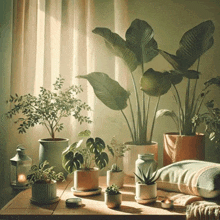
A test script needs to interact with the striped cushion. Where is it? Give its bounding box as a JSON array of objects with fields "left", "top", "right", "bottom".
[{"left": 156, "top": 160, "right": 220, "bottom": 198}]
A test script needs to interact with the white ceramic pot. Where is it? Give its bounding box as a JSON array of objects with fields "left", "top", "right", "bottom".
[
  {"left": 31, "top": 180, "right": 58, "bottom": 204},
  {"left": 104, "top": 192, "right": 122, "bottom": 208},
  {"left": 106, "top": 170, "right": 124, "bottom": 188},
  {"left": 135, "top": 182, "right": 157, "bottom": 200},
  {"left": 123, "top": 142, "right": 158, "bottom": 177},
  {"left": 74, "top": 168, "right": 99, "bottom": 191},
  {"left": 39, "top": 138, "right": 69, "bottom": 176}
]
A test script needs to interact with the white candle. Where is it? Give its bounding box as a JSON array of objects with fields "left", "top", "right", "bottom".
[
  {"left": 161, "top": 198, "right": 173, "bottom": 209},
  {"left": 18, "top": 174, "right": 27, "bottom": 183}
]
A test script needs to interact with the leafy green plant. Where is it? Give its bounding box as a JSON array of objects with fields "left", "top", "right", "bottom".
[
  {"left": 107, "top": 137, "right": 130, "bottom": 172},
  {"left": 27, "top": 160, "right": 65, "bottom": 184},
  {"left": 105, "top": 184, "right": 120, "bottom": 195},
  {"left": 134, "top": 166, "right": 160, "bottom": 185},
  {"left": 6, "top": 76, "right": 91, "bottom": 139},
  {"left": 192, "top": 76, "right": 220, "bottom": 147},
  {"left": 156, "top": 20, "right": 215, "bottom": 135},
  {"left": 62, "top": 130, "right": 109, "bottom": 173},
  {"left": 78, "top": 19, "right": 173, "bottom": 145}
]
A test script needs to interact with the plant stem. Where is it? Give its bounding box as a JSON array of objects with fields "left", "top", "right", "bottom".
[{"left": 129, "top": 97, "right": 137, "bottom": 142}]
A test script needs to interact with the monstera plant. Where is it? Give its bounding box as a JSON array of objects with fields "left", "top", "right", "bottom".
[{"left": 78, "top": 19, "right": 173, "bottom": 146}]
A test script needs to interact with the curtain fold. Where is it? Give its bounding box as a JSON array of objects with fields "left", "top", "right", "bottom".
[{"left": 5, "top": 0, "right": 129, "bottom": 183}]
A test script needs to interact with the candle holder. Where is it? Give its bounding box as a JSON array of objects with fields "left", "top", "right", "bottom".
[
  {"left": 161, "top": 198, "right": 173, "bottom": 209},
  {"left": 10, "top": 145, "right": 32, "bottom": 190}
]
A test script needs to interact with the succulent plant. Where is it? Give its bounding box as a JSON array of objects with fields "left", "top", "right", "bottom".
[{"left": 105, "top": 184, "right": 120, "bottom": 195}]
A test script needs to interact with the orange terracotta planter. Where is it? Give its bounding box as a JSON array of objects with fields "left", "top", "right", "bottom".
[{"left": 163, "top": 132, "right": 205, "bottom": 166}]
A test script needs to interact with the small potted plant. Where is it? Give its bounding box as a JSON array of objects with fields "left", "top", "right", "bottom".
[
  {"left": 106, "top": 137, "right": 130, "bottom": 188},
  {"left": 27, "top": 160, "right": 65, "bottom": 204},
  {"left": 105, "top": 184, "right": 122, "bottom": 209},
  {"left": 134, "top": 166, "right": 160, "bottom": 204},
  {"left": 62, "top": 130, "right": 109, "bottom": 195},
  {"left": 6, "top": 75, "right": 92, "bottom": 174}
]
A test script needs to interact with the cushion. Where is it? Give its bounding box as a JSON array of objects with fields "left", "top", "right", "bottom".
[{"left": 156, "top": 160, "right": 220, "bottom": 198}]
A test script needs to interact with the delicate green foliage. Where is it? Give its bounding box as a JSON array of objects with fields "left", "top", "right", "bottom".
[
  {"left": 5, "top": 76, "right": 92, "bottom": 139},
  {"left": 107, "top": 137, "right": 130, "bottom": 172},
  {"left": 27, "top": 160, "right": 65, "bottom": 184},
  {"left": 78, "top": 130, "right": 91, "bottom": 137},
  {"left": 105, "top": 184, "right": 120, "bottom": 195},
  {"left": 157, "top": 20, "right": 215, "bottom": 135},
  {"left": 134, "top": 166, "right": 160, "bottom": 185},
  {"left": 62, "top": 131, "right": 109, "bottom": 173},
  {"left": 192, "top": 98, "right": 220, "bottom": 148}
]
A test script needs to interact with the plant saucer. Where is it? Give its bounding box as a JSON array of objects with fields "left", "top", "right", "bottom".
[
  {"left": 135, "top": 196, "right": 157, "bottom": 204},
  {"left": 71, "top": 187, "right": 102, "bottom": 196},
  {"left": 30, "top": 196, "right": 60, "bottom": 205}
]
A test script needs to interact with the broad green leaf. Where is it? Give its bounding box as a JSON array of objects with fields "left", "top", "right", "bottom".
[
  {"left": 204, "top": 76, "right": 220, "bottom": 88},
  {"left": 95, "top": 152, "right": 109, "bottom": 170},
  {"left": 78, "top": 130, "right": 91, "bottom": 137},
  {"left": 160, "top": 20, "right": 215, "bottom": 70},
  {"left": 107, "top": 145, "right": 114, "bottom": 157},
  {"left": 140, "top": 68, "right": 171, "bottom": 97},
  {"left": 92, "top": 28, "right": 138, "bottom": 72},
  {"left": 181, "top": 70, "right": 200, "bottom": 79},
  {"left": 77, "top": 72, "right": 130, "bottom": 110},
  {"left": 125, "top": 19, "right": 158, "bottom": 64},
  {"left": 166, "top": 70, "right": 183, "bottom": 85},
  {"left": 156, "top": 109, "right": 178, "bottom": 119}
]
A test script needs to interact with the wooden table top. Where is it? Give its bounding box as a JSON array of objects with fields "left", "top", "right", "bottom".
[{"left": 0, "top": 174, "right": 186, "bottom": 218}]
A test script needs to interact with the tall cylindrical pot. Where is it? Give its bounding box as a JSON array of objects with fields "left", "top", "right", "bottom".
[
  {"left": 135, "top": 182, "right": 157, "bottom": 200},
  {"left": 39, "top": 138, "right": 69, "bottom": 175},
  {"left": 123, "top": 142, "right": 158, "bottom": 177},
  {"left": 163, "top": 132, "right": 205, "bottom": 166},
  {"left": 106, "top": 170, "right": 124, "bottom": 188}
]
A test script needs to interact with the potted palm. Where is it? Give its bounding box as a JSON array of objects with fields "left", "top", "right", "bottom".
[
  {"left": 134, "top": 166, "right": 160, "bottom": 204},
  {"left": 6, "top": 76, "right": 91, "bottom": 174},
  {"left": 156, "top": 20, "right": 215, "bottom": 165},
  {"left": 78, "top": 19, "right": 173, "bottom": 176},
  {"left": 27, "top": 160, "right": 65, "bottom": 204},
  {"left": 105, "top": 184, "right": 122, "bottom": 209},
  {"left": 106, "top": 137, "right": 130, "bottom": 188},
  {"left": 62, "top": 130, "right": 109, "bottom": 196}
]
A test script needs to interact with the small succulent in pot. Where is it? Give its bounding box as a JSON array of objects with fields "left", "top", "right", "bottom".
[
  {"left": 27, "top": 160, "right": 65, "bottom": 184},
  {"left": 105, "top": 184, "right": 122, "bottom": 209}
]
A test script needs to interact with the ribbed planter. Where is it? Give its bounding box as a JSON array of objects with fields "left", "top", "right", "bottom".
[
  {"left": 39, "top": 138, "right": 69, "bottom": 176},
  {"left": 123, "top": 142, "right": 158, "bottom": 177},
  {"left": 74, "top": 168, "right": 99, "bottom": 191},
  {"left": 106, "top": 170, "right": 124, "bottom": 188},
  {"left": 104, "top": 192, "right": 122, "bottom": 208},
  {"left": 163, "top": 132, "right": 205, "bottom": 166},
  {"left": 135, "top": 182, "right": 157, "bottom": 200},
  {"left": 31, "top": 180, "right": 58, "bottom": 204}
]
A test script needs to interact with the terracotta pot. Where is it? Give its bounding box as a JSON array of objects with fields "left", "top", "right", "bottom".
[
  {"left": 74, "top": 168, "right": 99, "bottom": 191},
  {"left": 163, "top": 132, "right": 205, "bottom": 166},
  {"left": 31, "top": 180, "right": 58, "bottom": 204},
  {"left": 104, "top": 192, "right": 122, "bottom": 208},
  {"left": 123, "top": 142, "right": 158, "bottom": 177},
  {"left": 39, "top": 138, "right": 69, "bottom": 176},
  {"left": 106, "top": 170, "right": 124, "bottom": 188},
  {"left": 135, "top": 182, "right": 157, "bottom": 200}
]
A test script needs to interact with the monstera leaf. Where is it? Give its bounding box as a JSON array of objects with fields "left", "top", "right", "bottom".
[
  {"left": 160, "top": 20, "right": 215, "bottom": 71},
  {"left": 140, "top": 68, "right": 171, "bottom": 97},
  {"left": 86, "top": 137, "right": 105, "bottom": 154},
  {"left": 125, "top": 19, "right": 158, "bottom": 64},
  {"left": 77, "top": 72, "right": 130, "bottom": 111},
  {"left": 95, "top": 152, "right": 109, "bottom": 170},
  {"left": 92, "top": 28, "right": 138, "bottom": 72}
]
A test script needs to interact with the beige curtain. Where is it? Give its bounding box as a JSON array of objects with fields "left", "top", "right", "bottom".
[{"left": 3, "top": 0, "right": 130, "bottom": 187}]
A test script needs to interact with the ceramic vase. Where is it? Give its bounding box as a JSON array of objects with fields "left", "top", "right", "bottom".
[
  {"left": 123, "top": 142, "right": 158, "bottom": 177},
  {"left": 106, "top": 170, "right": 124, "bottom": 188},
  {"left": 104, "top": 192, "right": 122, "bottom": 208},
  {"left": 135, "top": 182, "right": 157, "bottom": 200},
  {"left": 163, "top": 132, "right": 205, "bottom": 166}
]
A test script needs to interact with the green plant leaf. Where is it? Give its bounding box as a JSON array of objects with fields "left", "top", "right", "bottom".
[
  {"left": 78, "top": 130, "right": 91, "bottom": 137},
  {"left": 107, "top": 145, "right": 114, "bottom": 157},
  {"left": 95, "top": 152, "right": 109, "bottom": 170},
  {"left": 125, "top": 19, "right": 158, "bottom": 64},
  {"left": 140, "top": 68, "right": 171, "bottom": 97},
  {"left": 156, "top": 109, "right": 178, "bottom": 120},
  {"left": 160, "top": 20, "right": 215, "bottom": 71},
  {"left": 77, "top": 72, "right": 130, "bottom": 110},
  {"left": 92, "top": 27, "right": 138, "bottom": 72}
]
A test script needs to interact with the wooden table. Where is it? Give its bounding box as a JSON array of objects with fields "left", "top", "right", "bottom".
[{"left": 0, "top": 175, "right": 186, "bottom": 219}]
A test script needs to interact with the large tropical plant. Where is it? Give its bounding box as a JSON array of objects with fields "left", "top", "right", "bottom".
[
  {"left": 156, "top": 20, "right": 215, "bottom": 135},
  {"left": 78, "top": 19, "right": 173, "bottom": 145}
]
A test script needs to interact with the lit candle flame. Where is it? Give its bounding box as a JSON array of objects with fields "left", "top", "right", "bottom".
[
  {"left": 164, "top": 198, "right": 171, "bottom": 204},
  {"left": 18, "top": 174, "right": 27, "bottom": 183}
]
